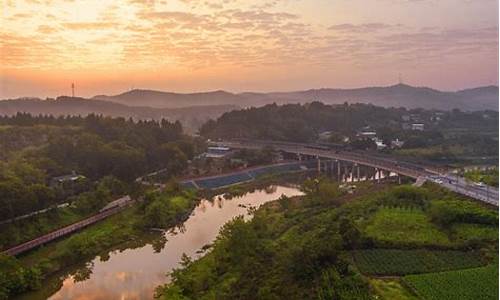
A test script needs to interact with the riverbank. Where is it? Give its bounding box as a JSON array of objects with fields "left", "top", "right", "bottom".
[
  {"left": 17, "top": 184, "right": 304, "bottom": 299},
  {"left": 3, "top": 187, "right": 198, "bottom": 299},
  {"left": 157, "top": 180, "right": 498, "bottom": 300},
  {"left": 9, "top": 174, "right": 305, "bottom": 299}
]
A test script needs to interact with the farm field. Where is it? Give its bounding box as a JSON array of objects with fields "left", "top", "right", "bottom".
[
  {"left": 370, "top": 279, "right": 419, "bottom": 300},
  {"left": 353, "top": 249, "right": 484, "bottom": 275},
  {"left": 452, "top": 223, "right": 499, "bottom": 242},
  {"left": 364, "top": 207, "right": 451, "bottom": 247},
  {"left": 403, "top": 264, "right": 498, "bottom": 300}
]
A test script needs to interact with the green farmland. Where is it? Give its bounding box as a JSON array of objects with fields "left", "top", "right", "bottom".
[
  {"left": 353, "top": 249, "right": 485, "bottom": 275},
  {"left": 364, "top": 207, "right": 451, "bottom": 247},
  {"left": 403, "top": 264, "right": 499, "bottom": 300}
]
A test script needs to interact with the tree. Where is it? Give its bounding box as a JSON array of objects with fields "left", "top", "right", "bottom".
[
  {"left": 339, "top": 218, "right": 361, "bottom": 249},
  {"left": 349, "top": 138, "right": 376, "bottom": 151}
]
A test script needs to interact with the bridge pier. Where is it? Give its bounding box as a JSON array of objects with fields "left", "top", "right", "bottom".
[
  {"left": 337, "top": 160, "right": 341, "bottom": 182},
  {"left": 356, "top": 164, "right": 360, "bottom": 182},
  {"left": 317, "top": 157, "right": 321, "bottom": 175}
]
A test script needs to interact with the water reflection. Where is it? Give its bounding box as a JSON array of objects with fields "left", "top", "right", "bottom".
[{"left": 43, "top": 186, "right": 303, "bottom": 300}]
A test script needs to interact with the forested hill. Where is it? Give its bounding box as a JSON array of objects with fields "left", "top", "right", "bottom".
[
  {"left": 199, "top": 102, "right": 498, "bottom": 142},
  {"left": 92, "top": 84, "right": 499, "bottom": 111},
  {"left": 94, "top": 89, "right": 242, "bottom": 109},
  {"left": 0, "top": 113, "right": 202, "bottom": 224},
  {"left": 0, "top": 97, "right": 238, "bottom": 133}
]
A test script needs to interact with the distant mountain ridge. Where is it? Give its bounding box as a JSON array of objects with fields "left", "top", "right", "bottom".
[
  {"left": 94, "top": 89, "right": 242, "bottom": 109},
  {"left": 92, "top": 84, "right": 499, "bottom": 111},
  {"left": 0, "top": 97, "right": 239, "bottom": 133}
]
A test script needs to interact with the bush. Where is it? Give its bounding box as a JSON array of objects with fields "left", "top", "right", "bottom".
[
  {"left": 0, "top": 254, "right": 43, "bottom": 299},
  {"left": 378, "top": 185, "right": 430, "bottom": 208},
  {"left": 429, "top": 199, "right": 498, "bottom": 227}
]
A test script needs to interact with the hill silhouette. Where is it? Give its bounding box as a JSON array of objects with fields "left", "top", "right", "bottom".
[
  {"left": 92, "top": 84, "right": 498, "bottom": 111},
  {"left": 0, "top": 97, "right": 238, "bottom": 133}
]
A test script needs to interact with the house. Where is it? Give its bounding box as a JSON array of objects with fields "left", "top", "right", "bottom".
[
  {"left": 375, "top": 139, "right": 387, "bottom": 150},
  {"left": 410, "top": 114, "right": 421, "bottom": 122},
  {"left": 358, "top": 131, "right": 377, "bottom": 138},
  {"left": 99, "top": 195, "right": 132, "bottom": 212},
  {"left": 411, "top": 123, "right": 425, "bottom": 131},
  {"left": 50, "top": 171, "right": 86, "bottom": 187},
  {"left": 318, "top": 131, "right": 333, "bottom": 141},
  {"left": 204, "top": 146, "right": 233, "bottom": 158},
  {"left": 391, "top": 139, "right": 405, "bottom": 148}
]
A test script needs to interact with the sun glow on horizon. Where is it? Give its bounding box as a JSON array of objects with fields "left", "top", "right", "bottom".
[{"left": 1, "top": 0, "right": 498, "bottom": 98}]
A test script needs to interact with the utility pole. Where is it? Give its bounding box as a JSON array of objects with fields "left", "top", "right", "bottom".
[{"left": 71, "top": 82, "right": 75, "bottom": 97}]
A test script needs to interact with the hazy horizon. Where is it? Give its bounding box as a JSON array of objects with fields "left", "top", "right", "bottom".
[
  {"left": 2, "top": 81, "right": 500, "bottom": 101},
  {"left": 1, "top": 0, "right": 498, "bottom": 99}
]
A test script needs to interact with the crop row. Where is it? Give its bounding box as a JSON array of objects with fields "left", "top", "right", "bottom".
[{"left": 353, "top": 249, "right": 483, "bottom": 275}]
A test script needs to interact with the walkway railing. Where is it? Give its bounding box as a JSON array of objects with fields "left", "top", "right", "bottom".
[{"left": 3, "top": 199, "right": 133, "bottom": 256}]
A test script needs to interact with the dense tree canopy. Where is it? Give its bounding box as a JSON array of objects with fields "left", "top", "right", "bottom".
[{"left": 0, "top": 113, "right": 201, "bottom": 221}]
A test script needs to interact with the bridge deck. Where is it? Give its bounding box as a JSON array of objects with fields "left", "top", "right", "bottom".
[{"left": 218, "top": 140, "right": 498, "bottom": 207}]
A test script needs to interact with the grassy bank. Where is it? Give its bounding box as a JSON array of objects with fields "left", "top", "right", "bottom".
[
  {"left": 1, "top": 186, "right": 198, "bottom": 299},
  {"left": 157, "top": 180, "right": 498, "bottom": 300},
  {"left": 0, "top": 207, "right": 92, "bottom": 251}
]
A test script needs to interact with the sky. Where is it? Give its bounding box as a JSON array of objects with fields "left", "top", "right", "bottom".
[{"left": 1, "top": 0, "right": 498, "bottom": 98}]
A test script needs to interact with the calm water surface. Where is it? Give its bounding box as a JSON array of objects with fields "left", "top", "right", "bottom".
[{"left": 43, "top": 185, "right": 303, "bottom": 300}]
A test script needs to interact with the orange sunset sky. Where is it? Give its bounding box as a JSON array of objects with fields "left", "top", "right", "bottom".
[{"left": 1, "top": 0, "right": 498, "bottom": 98}]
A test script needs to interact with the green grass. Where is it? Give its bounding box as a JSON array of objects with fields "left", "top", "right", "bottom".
[
  {"left": 364, "top": 207, "right": 451, "bottom": 247},
  {"left": 370, "top": 279, "right": 419, "bottom": 300},
  {"left": 353, "top": 249, "right": 484, "bottom": 275},
  {"left": 18, "top": 206, "right": 141, "bottom": 270},
  {"left": 403, "top": 264, "right": 499, "bottom": 300},
  {"left": 0, "top": 207, "right": 90, "bottom": 250},
  {"left": 452, "top": 223, "right": 499, "bottom": 243}
]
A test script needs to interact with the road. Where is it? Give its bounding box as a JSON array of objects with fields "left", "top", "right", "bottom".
[
  {"left": 0, "top": 202, "right": 70, "bottom": 225},
  {"left": 217, "top": 139, "right": 498, "bottom": 207},
  {"left": 428, "top": 174, "right": 498, "bottom": 206}
]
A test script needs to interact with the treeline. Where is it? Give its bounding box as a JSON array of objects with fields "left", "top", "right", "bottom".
[
  {"left": 200, "top": 102, "right": 405, "bottom": 142},
  {"left": 200, "top": 102, "right": 498, "bottom": 156},
  {"left": 0, "top": 113, "right": 203, "bottom": 221}
]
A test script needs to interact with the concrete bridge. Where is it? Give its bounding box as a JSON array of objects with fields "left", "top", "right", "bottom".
[
  {"left": 216, "top": 139, "right": 498, "bottom": 206},
  {"left": 217, "top": 140, "right": 433, "bottom": 178}
]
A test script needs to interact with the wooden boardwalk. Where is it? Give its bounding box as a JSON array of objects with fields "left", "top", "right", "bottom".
[{"left": 3, "top": 199, "right": 133, "bottom": 256}]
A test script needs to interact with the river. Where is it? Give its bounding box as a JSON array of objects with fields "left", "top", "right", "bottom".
[{"left": 29, "top": 185, "right": 303, "bottom": 300}]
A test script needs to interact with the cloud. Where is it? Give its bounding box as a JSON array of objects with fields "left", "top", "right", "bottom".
[
  {"left": 329, "top": 23, "right": 402, "bottom": 33},
  {"left": 1, "top": 0, "right": 497, "bottom": 91},
  {"left": 37, "top": 25, "right": 58, "bottom": 34},
  {"left": 61, "top": 22, "right": 120, "bottom": 30}
]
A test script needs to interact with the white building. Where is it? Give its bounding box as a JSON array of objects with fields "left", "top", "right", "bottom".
[
  {"left": 204, "top": 146, "right": 232, "bottom": 158},
  {"left": 411, "top": 123, "right": 424, "bottom": 131}
]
